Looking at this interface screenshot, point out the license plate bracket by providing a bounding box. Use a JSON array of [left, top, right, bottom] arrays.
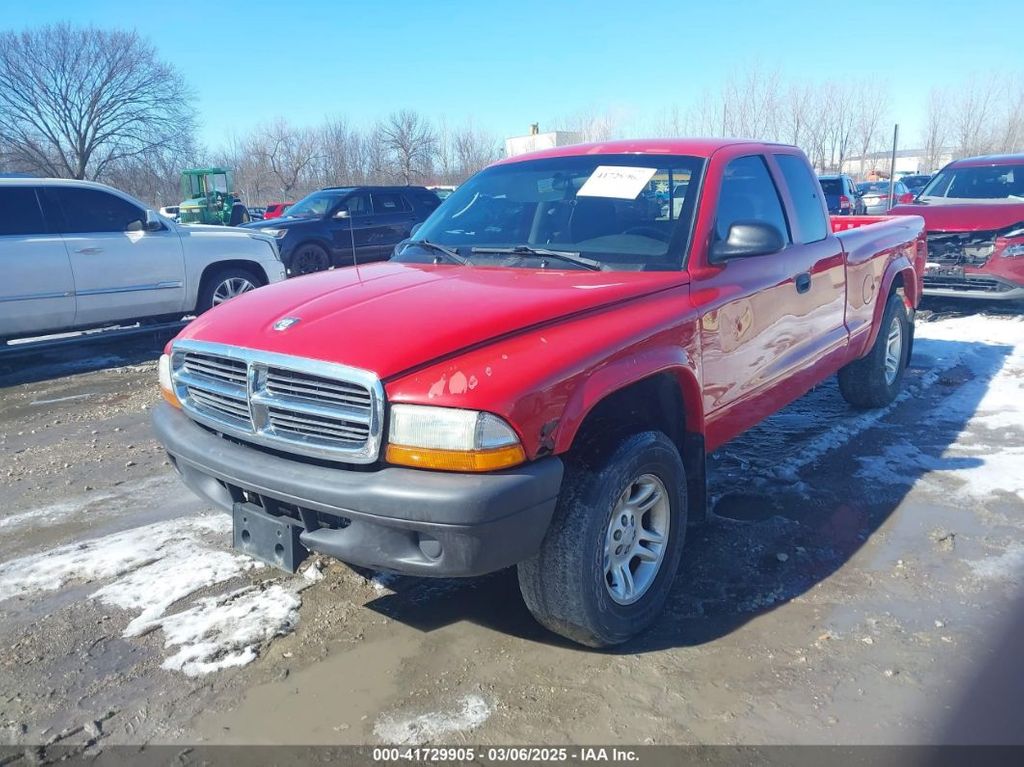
[[925, 264, 965, 280], [233, 502, 307, 572]]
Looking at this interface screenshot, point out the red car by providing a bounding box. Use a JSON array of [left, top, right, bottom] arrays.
[[154, 139, 924, 646], [889, 154, 1024, 300], [263, 202, 293, 220]]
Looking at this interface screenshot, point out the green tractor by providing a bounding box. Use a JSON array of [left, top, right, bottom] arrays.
[[177, 168, 251, 226]]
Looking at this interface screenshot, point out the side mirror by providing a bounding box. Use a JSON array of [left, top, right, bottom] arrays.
[[709, 221, 786, 263], [333, 209, 351, 219], [145, 209, 163, 231], [410, 222, 423, 238]]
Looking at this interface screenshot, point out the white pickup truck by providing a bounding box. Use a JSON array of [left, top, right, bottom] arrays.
[[0, 178, 286, 342]]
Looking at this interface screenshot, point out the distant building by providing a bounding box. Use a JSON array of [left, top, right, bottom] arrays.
[[504, 124, 583, 158], [841, 148, 954, 179]]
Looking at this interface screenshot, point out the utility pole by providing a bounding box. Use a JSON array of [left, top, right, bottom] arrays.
[[887, 124, 899, 210]]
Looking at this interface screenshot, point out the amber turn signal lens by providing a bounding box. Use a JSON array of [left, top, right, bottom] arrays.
[[158, 354, 181, 408], [161, 386, 182, 409], [386, 443, 526, 472]]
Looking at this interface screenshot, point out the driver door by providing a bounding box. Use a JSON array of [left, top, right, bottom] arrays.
[[43, 186, 186, 325]]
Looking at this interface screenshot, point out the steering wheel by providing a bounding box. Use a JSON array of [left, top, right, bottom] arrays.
[[622, 226, 670, 242]]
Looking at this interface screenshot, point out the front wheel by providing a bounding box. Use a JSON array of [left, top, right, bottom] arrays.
[[290, 243, 330, 275], [838, 291, 911, 408], [517, 431, 687, 647]]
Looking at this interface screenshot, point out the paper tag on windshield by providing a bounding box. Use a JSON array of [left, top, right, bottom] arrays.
[[577, 166, 657, 200]]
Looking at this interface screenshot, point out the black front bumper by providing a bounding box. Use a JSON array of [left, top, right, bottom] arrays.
[[152, 404, 563, 577]]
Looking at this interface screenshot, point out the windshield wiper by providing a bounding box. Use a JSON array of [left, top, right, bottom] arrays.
[[470, 245, 605, 272], [402, 239, 467, 265]]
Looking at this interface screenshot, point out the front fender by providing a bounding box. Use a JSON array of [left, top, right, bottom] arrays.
[[384, 288, 703, 460]]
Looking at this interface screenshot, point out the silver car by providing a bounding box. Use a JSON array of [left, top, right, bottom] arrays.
[[857, 180, 912, 214], [0, 178, 286, 342]]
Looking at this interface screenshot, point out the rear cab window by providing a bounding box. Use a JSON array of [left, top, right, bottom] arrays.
[[0, 186, 48, 236], [774, 154, 829, 243]]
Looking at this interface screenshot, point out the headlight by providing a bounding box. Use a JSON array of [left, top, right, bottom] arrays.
[[158, 354, 180, 408], [259, 228, 288, 239], [1003, 243, 1024, 258], [385, 404, 526, 472]]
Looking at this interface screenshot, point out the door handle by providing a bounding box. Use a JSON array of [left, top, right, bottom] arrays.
[[75, 247, 103, 255], [795, 272, 811, 294]]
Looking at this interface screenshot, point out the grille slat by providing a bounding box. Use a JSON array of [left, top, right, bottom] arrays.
[[265, 380, 371, 409], [172, 344, 381, 463], [183, 353, 248, 385], [188, 387, 251, 421]]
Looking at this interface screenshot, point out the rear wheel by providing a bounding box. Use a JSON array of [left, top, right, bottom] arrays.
[[290, 243, 330, 275], [196, 266, 262, 314], [838, 291, 911, 408], [517, 431, 687, 647]]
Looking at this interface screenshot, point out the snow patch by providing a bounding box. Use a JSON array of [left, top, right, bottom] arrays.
[[369, 571, 398, 595], [93, 547, 259, 638], [0, 514, 231, 602], [374, 695, 492, 745], [0, 513, 312, 676], [157, 583, 303, 676]]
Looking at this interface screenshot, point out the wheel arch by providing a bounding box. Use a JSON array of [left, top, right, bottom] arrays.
[[857, 258, 918, 358], [195, 260, 269, 310], [554, 356, 707, 524]]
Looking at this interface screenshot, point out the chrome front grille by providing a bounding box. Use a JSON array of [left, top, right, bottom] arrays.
[[172, 341, 384, 463]]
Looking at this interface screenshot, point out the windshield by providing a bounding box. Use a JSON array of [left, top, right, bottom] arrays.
[[920, 164, 1024, 201], [397, 154, 705, 271], [285, 189, 351, 218], [819, 179, 842, 194]]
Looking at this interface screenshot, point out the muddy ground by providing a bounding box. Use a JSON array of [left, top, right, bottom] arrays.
[[1, 302, 1022, 752]]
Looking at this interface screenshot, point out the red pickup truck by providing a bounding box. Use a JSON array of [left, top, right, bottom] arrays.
[[154, 139, 925, 647], [889, 153, 1024, 300]]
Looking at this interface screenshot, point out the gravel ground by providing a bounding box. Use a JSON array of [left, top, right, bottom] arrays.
[[0, 302, 1022, 755]]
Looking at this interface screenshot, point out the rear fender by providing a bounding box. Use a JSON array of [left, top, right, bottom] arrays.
[[855, 257, 918, 359]]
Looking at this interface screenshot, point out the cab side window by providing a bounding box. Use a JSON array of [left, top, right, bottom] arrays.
[[0, 187, 48, 236], [51, 187, 144, 233], [774, 154, 829, 243], [715, 155, 790, 243]]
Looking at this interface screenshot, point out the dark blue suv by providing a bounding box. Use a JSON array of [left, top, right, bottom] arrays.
[[818, 174, 866, 216], [243, 186, 441, 276]]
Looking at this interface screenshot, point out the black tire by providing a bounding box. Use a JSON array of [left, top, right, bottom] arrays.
[[228, 204, 250, 226], [838, 291, 911, 409], [517, 431, 688, 647], [290, 243, 330, 276], [195, 266, 263, 314]]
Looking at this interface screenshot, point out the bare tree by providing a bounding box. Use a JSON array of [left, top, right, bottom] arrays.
[[380, 110, 437, 185], [921, 88, 949, 172], [949, 75, 999, 158], [852, 84, 888, 178], [0, 24, 194, 180], [252, 119, 320, 199]]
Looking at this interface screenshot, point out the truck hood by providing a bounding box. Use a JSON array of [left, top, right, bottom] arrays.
[[178, 262, 687, 380], [889, 201, 1024, 232]]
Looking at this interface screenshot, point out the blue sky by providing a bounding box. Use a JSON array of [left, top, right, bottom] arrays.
[[9, 0, 1015, 149]]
